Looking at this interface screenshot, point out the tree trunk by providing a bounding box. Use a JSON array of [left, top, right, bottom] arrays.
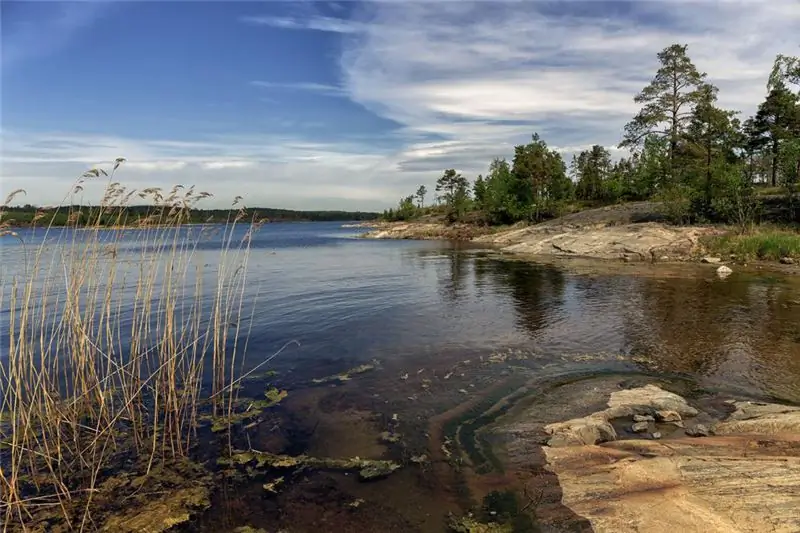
[[771, 139, 779, 187], [705, 140, 712, 213], [671, 72, 678, 184]]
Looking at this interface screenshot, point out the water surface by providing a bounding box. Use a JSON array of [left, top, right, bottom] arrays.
[[3, 221, 800, 531]]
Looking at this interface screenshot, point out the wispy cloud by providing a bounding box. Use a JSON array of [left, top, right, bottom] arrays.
[[333, 0, 800, 175], [6, 2, 800, 212], [240, 15, 361, 34], [1, 2, 114, 69], [0, 130, 400, 210], [250, 81, 347, 98]]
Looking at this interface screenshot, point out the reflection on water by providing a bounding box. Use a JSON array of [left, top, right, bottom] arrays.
[[4, 222, 800, 531]]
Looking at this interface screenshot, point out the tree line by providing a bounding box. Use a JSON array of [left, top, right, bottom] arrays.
[[3, 204, 380, 227], [383, 45, 800, 228]]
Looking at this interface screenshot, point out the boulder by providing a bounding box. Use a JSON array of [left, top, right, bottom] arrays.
[[702, 257, 722, 264], [655, 410, 682, 422], [545, 415, 617, 447], [607, 385, 698, 418], [686, 424, 710, 437], [716, 265, 733, 278], [545, 384, 698, 447], [631, 421, 649, 433]]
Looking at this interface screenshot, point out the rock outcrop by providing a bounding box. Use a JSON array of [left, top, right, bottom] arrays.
[[478, 222, 713, 261], [363, 219, 717, 262], [536, 385, 800, 532], [543, 384, 699, 447]]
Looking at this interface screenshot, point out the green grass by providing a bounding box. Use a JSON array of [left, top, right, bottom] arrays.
[[704, 229, 800, 260]]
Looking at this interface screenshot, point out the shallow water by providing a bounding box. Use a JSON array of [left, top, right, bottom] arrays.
[[4, 222, 800, 531]]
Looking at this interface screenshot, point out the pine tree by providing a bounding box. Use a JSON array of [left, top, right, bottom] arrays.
[[620, 44, 707, 184]]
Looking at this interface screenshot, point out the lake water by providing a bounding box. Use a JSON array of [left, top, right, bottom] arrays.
[[3, 221, 800, 531]]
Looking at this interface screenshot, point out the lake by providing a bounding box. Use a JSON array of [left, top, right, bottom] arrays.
[[3, 221, 800, 531]]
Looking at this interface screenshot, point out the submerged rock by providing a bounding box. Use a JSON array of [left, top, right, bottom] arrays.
[[631, 421, 649, 433]]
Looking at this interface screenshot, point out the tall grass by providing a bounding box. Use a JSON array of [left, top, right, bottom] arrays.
[[0, 160, 263, 530], [703, 228, 800, 260]]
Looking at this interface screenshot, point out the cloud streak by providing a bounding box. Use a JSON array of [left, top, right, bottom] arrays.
[[250, 81, 348, 97], [1, 2, 113, 69], [240, 15, 362, 34]]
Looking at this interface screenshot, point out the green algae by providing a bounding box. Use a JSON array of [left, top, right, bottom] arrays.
[[95, 458, 213, 532], [203, 388, 288, 432], [447, 515, 514, 533], [311, 361, 378, 384], [447, 491, 537, 533], [379, 430, 402, 444], [262, 387, 288, 407], [219, 449, 401, 481], [262, 476, 284, 494]]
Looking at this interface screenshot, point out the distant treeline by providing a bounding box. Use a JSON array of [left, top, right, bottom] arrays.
[[2, 204, 380, 227]]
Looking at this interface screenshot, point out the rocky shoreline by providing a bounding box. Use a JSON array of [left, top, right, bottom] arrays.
[[359, 220, 718, 262], [483, 376, 800, 532], [356, 219, 800, 274]]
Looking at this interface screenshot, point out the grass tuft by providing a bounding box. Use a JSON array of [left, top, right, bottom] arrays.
[[703, 228, 800, 261]]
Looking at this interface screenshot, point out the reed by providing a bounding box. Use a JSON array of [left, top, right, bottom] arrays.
[[0, 159, 263, 530]]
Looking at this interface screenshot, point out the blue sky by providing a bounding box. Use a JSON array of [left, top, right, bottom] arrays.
[[2, 1, 799, 210]]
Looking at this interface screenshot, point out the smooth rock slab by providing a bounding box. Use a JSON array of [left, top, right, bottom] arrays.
[[544, 435, 800, 533]]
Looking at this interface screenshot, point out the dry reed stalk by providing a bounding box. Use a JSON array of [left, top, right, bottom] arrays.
[[0, 159, 260, 531]]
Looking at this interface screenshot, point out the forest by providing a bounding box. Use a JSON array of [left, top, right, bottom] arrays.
[[384, 45, 800, 230], [2, 203, 379, 227]]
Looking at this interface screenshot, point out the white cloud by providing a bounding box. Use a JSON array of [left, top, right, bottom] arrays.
[[0, 130, 402, 210], [201, 160, 255, 170], [5, 1, 800, 211], [333, 0, 800, 176], [125, 161, 189, 172]]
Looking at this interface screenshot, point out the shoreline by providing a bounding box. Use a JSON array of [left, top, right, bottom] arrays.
[[358, 219, 800, 274]]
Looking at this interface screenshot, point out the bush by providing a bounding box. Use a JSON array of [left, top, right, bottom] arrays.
[[656, 183, 695, 225]]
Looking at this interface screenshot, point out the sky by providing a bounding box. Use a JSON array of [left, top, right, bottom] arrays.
[[1, 1, 799, 211]]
